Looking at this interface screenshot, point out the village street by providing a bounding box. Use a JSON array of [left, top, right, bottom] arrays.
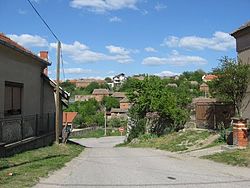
[[35, 136, 250, 188]]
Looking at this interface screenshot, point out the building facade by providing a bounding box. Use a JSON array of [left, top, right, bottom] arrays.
[[0, 34, 68, 156], [231, 21, 250, 119]]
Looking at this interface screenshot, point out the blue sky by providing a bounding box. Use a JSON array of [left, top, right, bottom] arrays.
[[1, 0, 249, 80]]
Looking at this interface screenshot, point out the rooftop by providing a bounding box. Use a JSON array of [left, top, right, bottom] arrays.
[[120, 97, 130, 103], [231, 21, 250, 37], [63, 112, 78, 123], [92, 89, 110, 95], [202, 74, 218, 82], [112, 92, 126, 98], [0, 33, 50, 66], [111, 108, 128, 113]]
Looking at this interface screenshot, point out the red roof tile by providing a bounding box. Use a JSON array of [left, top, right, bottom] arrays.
[[0, 33, 49, 65], [63, 112, 78, 124], [202, 74, 218, 81]]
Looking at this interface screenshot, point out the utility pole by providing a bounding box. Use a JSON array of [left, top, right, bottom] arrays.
[[55, 41, 61, 144], [104, 107, 107, 136]]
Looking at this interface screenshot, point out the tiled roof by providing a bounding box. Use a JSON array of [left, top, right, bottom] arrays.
[[112, 92, 126, 98], [63, 112, 78, 123], [200, 83, 208, 87], [231, 21, 250, 36], [92, 89, 109, 95], [111, 108, 128, 113], [202, 74, 218, 81], [0, 33, 49, 66], [120, 97, 129, 103]]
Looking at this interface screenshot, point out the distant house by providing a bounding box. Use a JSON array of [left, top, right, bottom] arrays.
[[202, 74, 218, 82], [120, 97, 131, 110], [92, 89, 110, 102], [231, 21, 250, 119], [63, 112, 78, 129], [113, 73, 126, 87], [68, 79, 78, 85], [0, 33, 69, 156], [111, 92, 126, 101], [200, 83, 209, 97], [75, 95, 94, 102], [76, 79, 106, 88], [110, 108, 128, 118]]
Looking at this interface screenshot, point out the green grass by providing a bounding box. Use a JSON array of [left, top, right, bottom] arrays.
[[200, 138, 225, 149], [70, 129, 122, 139], [0, 143, 83, 188], [202, 147, 250, 167], [120, 130, 212, 152]]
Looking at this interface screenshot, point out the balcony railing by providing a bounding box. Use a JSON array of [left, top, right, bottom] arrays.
[[0, 113, 55, 145]]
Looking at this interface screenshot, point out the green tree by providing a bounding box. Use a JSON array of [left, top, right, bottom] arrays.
[[179, 69, 206, 84], [105, 77, 112, 83], [101, 96, 120, 111], [60, 80, 75, 94], [108, 117, 127, 128], [85, 82, 100, 94], [65, 99, 104, 127], [209, 57, 250, 117], [127, 76, 189, 136], [119, 77, 142, 92]]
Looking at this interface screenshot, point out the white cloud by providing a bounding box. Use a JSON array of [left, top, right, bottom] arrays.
[[155, 2, 167, 11], [109, 16, 122, 22], [142, 50, 207, 66], [106, 44, 139, 54], [7, 34, 48, 48], [162, 31, 235, 51], [50, 41, 134, 64], [106, 45, 130, 55], [154, 70, 180, 77], [64, 68, 93, 74], [70, 0, 139, 13], [144, 47, 157, 52]]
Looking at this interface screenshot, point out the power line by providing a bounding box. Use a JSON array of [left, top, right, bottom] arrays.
[[27, 0, 66, 80], [27, 0, 60, 42]]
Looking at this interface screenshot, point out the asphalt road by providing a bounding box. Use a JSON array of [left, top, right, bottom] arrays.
[[35, 136, 250, 188]]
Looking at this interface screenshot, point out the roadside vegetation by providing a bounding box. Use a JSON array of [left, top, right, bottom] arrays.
[[0, 143, 83, 188], [124, 71, 204, 143], [118, 130, 214, 152], [70, 128, 122, 139], [202, 147, 250, 167]]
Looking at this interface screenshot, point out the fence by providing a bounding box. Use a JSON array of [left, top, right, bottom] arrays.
[[195, 102, 235, 129], [0, 113, 55, 145]]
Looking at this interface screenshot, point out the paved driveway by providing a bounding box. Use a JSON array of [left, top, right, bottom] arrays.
[[35, 136, 250, 188]]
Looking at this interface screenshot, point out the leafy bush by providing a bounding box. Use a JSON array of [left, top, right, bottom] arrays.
[[102, 96, 120, 111], [108, 117, 127, 128], [65, 99, 104, 127], [127, 76, 190, 138], [127, 118, 146, 142]]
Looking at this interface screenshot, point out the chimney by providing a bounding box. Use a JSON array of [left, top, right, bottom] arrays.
[[39, 51, 49, 76]]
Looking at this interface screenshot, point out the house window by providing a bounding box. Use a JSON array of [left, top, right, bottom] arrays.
[[4, 81, 23, 116]]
